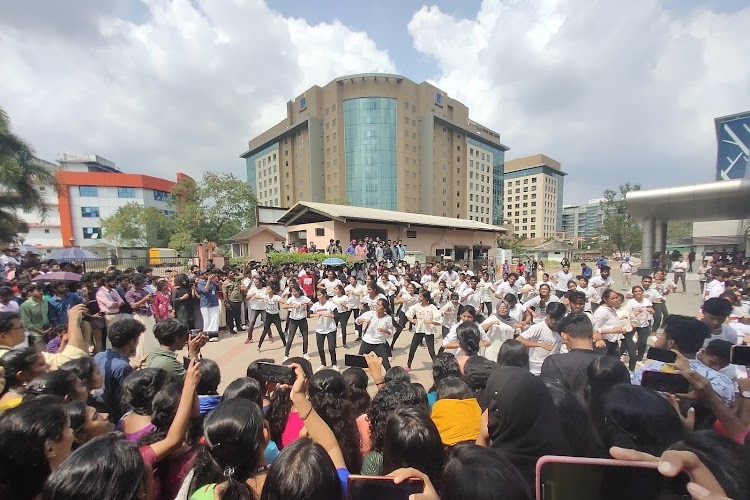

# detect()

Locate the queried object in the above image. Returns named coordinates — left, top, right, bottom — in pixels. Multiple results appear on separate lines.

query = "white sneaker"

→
left=209, top=337, right=219, bottom=342
left=232, top=327, right=238, bottom=333
left=303, top=353, right=311, bottom=361
left=331, top=365, right=340, bottom=372
left=282, top=356, right=289, bottom=362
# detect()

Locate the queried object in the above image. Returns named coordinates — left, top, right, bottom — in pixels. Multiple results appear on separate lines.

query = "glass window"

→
left=81, top=207, right=100, bottom=218
left=153, top=190, right=169, bottom=202
left=82, top=227, right=101, bottom=239
left=117, top=187, right=135, bottom=198
left=78, top=186, right=98, bottom=197
left=344, top=97, right=397, bottom=210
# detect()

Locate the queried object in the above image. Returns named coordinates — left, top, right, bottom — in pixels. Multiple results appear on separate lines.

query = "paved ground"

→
left=185, top=265, right=706, bottom=392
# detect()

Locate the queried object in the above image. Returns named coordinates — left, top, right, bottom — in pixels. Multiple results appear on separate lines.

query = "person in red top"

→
left=151, top=280, right=173, bottom=321
left=299, top=267, right=315, bottom=298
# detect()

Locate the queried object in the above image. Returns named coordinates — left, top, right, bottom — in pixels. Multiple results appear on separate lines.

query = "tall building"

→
left=562, top=199, right=605, bottom=239
left=18, top=154, right=186, bottom=250
left=503, top=154, right=566, bottom=239
left=240, top=73, right=509, bottom=224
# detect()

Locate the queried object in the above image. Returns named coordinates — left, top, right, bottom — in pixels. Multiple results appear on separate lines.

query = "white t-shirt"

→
left=344, top=284, right=362, bottom=309
left=495, top=282, right=519, bottom=298
left=286, top=295, right=312, bottom=321
left=592, top=306, right=624, bottom=342
left=553, top=271, right=576, bottom=292
left=361, top=293, right=386, bottom=311
left=625, top=298, right=652, bottom=328
left=246, top=286, right=266, bottom=310
left=406, top=303, right=440, bottom=335
left=320, top=278, right=343, bottom=297
left=442, top=320, right=488, bottom=356
left=520, top=322, right=563, bottom=375
left=522, top=295, right=561, bottom=324
left=358, top=311, right=394, bottom=345
left=311, top=300, right=336, bottom=333
left=264, top=294, right=282, bottom=315
left=703, top=323, right=740, bottom=348
left=481, top=315, right=516, bottom=362
left=459, top=287, right=482, bottom=310
left=331, top=294, right=350, bottom=313
left=439, top=301, right=459, bottom=328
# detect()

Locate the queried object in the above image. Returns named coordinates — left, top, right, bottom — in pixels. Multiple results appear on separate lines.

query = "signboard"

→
left=715, top=111, right=750, bottom=180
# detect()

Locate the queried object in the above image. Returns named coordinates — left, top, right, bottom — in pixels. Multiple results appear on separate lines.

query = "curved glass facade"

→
left=344, top=98, right=397, bottom=210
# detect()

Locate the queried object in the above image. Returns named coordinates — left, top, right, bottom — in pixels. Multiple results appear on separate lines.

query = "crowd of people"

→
left=0, top=243, right=749, bottom=499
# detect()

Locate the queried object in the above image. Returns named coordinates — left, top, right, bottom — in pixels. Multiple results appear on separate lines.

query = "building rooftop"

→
left=277, top=201, right=507, bottom=233
left=504, top=154, right=563, bottom=173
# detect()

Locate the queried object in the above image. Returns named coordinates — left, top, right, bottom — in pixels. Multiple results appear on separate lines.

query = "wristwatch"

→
left=741, top=391, right=750, bottom=399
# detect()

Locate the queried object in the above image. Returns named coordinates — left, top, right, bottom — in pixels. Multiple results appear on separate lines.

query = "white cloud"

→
left=408, top=0, right=750, bottom=203
left=0, top=0, right=395, bottom=179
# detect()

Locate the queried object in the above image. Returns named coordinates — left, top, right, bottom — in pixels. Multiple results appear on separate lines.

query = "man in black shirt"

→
left=540, top=312, right=603, bottom=396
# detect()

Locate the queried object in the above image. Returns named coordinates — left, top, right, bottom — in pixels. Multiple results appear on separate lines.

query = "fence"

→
left=81, top=257, right=199, bottom=276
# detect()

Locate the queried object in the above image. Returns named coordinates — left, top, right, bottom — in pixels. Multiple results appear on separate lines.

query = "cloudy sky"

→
left=1, top=0, right=748, bottom=205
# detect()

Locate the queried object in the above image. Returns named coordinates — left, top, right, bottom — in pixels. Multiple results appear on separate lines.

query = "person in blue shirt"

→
left=47, top=281, right=84, bottom=327
left=197, top=272, right=220, bottom=340
left=93, top=318, right=146, bottom=420
left=580, top=263, right=593, bottom=280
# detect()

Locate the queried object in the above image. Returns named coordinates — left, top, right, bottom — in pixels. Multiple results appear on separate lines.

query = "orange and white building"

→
left=19, top=154, right=187, bottom=252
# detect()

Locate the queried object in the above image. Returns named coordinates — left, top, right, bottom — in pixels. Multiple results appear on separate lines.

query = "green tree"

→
left=102, top=202, right=174, bottom=248
left=169, top=173, right=257, bottom=252
left=497, top=234, right=527, bottom=255
left=0, top=107, right=57, bottom=243
left=598, top=183, right=642, bottom=256
left=666, top=221, right=692, bottom=244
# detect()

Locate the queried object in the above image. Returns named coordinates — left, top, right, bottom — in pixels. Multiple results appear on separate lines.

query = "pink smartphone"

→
left=536, top=455, right=689, bottom=500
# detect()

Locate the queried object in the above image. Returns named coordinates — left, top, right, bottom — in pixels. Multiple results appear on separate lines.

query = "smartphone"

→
left=641, top=370, right=690, bottom=394
left=189, top=329, right=202, bottom=339
left=730, top=345, right=750, bottom=366
left=646, top=347, right=677, bottom=364
left=257, top=362, right=295, bottom=384
left=348, top=475, right=423, bottom=500
left=536, top=456, right=689, bottom=500
left=344, top=354, right=369, bottom=369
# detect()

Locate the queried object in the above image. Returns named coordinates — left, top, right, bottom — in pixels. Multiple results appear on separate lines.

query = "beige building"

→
left=503, top=154, right=566, bottom=239
left=241, top=73, right=509, bottom=224
left=277, top=201, right=506, bottom=262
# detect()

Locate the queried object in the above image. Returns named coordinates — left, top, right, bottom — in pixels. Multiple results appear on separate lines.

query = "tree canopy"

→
left=101, top=202, right=174, bottom=248
left=102, top=172, right=257, bottom=253
left=598, top=183, right=642, bottom=256
left=0, top=107, right=57, bottom=243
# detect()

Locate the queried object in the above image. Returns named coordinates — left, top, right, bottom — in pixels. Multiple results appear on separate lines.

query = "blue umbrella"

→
left=42, top=247, right=101, bottom=262
left=321, top=257, right=346, bottom=266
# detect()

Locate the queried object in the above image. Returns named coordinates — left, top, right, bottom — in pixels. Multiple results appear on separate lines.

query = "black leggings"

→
left=247, top=309, right=265, bottom=339
left=259, top=313, right=285, bottom=349
left=352, top=308, right=361, bottom=337
left=285, top=318, right=309, bottom=356
left=651, top=303, right=669, bottom=332
left=316, top=331, right=337, bottom=366
left=228, top=301, right=243, bottom=330
left=390, top=310, right=408, bottom=348
left=359, top=341, right=391, bottom=371
left=603, top=340, right=621, bottom=357
left=407, top=333, right=436, bottom=368
left=335, top=309, right=352, bottom=345
left=621, top=326, right=649, bottom=370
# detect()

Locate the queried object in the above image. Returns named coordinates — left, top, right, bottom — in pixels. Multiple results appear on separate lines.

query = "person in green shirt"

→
left=19, top=284, right=50, bottom=346
left=145, top=318, right=206, bottom=378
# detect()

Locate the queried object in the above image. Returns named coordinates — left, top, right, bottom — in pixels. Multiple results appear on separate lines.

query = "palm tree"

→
left=0, top=107, right=57, bottom=243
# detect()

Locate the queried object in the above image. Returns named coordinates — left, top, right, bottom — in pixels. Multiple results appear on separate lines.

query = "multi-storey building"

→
left=240, top=73, right=509, bottom=224
left=503, top=154, right=566, bottom=239
left=562, top=199, right=605, bottom=239
left=17, top=154, right=186, bottom=250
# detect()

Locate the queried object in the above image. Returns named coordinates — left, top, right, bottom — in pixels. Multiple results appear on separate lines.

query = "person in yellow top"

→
left=430, top=376, right=482, bottom=446
left=0, top=303, right=88, bottom=370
